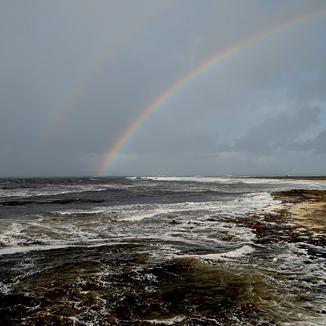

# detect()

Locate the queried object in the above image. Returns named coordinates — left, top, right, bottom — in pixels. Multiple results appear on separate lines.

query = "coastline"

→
left=271, top=189, right=326, bottom=235
left=240, top=175, right=326, bottom=237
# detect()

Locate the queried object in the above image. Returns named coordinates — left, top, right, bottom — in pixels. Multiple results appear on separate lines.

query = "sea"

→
left=0, top=176, right=326, bottom=326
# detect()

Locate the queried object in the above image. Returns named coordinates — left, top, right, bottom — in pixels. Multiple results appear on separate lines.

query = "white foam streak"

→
left=144, top=315, right=186, bottom=325
left=200, top=244, right=255, bottom=260
left=0, top=244, right=73, bottom=255
left=141, top=176, right=326, bottom=189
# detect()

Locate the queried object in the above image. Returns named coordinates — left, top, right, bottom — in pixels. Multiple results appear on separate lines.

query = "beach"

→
left=272, top=188, right=326, bottom=232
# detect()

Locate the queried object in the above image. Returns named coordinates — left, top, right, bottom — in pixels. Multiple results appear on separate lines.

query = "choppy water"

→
left=0, top=176, right=326, bottom=325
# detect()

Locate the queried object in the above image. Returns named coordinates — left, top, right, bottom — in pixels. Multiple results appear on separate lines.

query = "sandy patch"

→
left=289, top=201, right=326, bottom=232
left=271, top=189, right=326, bottom=234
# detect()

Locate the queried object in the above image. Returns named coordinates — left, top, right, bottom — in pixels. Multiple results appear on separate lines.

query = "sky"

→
left=1, top=0, right=326, bottom=177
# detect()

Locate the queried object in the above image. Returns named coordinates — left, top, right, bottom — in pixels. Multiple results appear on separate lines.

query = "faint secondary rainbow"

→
left=97, top=8, right=326, bottom=176
left=37, top=0, right=175, bottom=146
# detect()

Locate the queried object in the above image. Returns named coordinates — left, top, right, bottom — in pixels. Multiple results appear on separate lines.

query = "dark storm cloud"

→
left=294, top=129, right=326, bottom=154
left=227, top=106, right=321, bottom=153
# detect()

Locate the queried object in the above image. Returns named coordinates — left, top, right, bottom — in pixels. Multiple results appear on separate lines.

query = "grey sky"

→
left=1, top=0, right=326, bottom=177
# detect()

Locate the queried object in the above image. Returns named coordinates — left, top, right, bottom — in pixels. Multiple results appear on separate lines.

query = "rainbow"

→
left=96, top=8, right=326, bottom=176
left=38, top=0, right=174, bottom=146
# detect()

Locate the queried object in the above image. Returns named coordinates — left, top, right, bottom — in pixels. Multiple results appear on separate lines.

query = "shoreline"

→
left=271, top=189, right=326, bottom=234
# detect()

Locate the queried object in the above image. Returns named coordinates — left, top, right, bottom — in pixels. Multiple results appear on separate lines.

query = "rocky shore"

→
left=229, top=187, right=326, bottom=250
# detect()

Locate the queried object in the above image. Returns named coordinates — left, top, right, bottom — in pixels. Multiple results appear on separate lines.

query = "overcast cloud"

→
left=1, top=0, right=326, bottom=177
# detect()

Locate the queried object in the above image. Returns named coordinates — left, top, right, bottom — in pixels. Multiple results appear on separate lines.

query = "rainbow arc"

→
left=96, top=8, right=326, bottom=176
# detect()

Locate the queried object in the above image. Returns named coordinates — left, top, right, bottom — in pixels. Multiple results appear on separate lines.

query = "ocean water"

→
left=0, top=176, right=326, bottom=325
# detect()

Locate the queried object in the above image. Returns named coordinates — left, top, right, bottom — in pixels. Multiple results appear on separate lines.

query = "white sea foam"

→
left=141, top=176, right=326, bottom=189
left=197, top=245, right=255, bottom=260
left=144, top=315, right=186, bottom=325
left=0, top=241, right=126, bottom=256
left=0, top=244, right=73, bottom=255
left=0, top=192, right=277, bottom=254
left=45, top=192, right=275, bottom=222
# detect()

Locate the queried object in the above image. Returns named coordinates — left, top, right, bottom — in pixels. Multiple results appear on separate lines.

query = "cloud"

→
left=223, top=106, right=321, bottom=153
left=294, top=129, right=326, bottom=154
left=0, top=0, right=326, bottom=177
